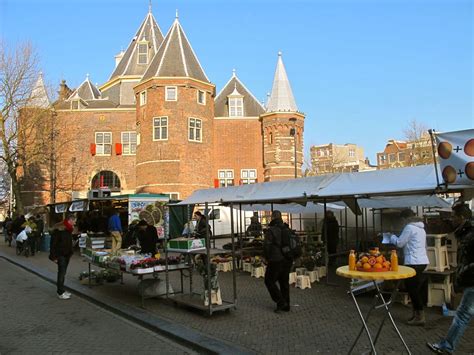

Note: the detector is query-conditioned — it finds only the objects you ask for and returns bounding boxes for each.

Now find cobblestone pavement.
[1,242,473,354]
[0,257,196,355]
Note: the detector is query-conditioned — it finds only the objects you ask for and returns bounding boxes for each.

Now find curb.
[0,251,254,355]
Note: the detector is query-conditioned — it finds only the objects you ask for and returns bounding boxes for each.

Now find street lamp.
[289,117,297,178]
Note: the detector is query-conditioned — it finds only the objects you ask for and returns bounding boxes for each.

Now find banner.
[435,129,474,185]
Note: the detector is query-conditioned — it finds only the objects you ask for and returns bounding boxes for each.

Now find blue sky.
[1,0,472,164]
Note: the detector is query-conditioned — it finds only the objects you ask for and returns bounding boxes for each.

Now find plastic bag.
[137,278,173,297]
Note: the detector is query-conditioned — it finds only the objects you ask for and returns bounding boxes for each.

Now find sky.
[1,0,472,164]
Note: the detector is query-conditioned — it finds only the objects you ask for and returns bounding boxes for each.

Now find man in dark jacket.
[136,220,159,255]
[427,204,474,354]
[321,211,339,265]
[49,214,75,300]
[263,210,292,313]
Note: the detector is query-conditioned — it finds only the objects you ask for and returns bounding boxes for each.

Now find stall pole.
[211,206,216,248]
[205,202,212,315]
[239,203,243,259]
[323,200,338,286]
[355,197,359,252]
[361,208,366,248]
[230,203,237,306]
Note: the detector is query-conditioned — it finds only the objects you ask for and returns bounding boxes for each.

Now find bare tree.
[0,41,42,213]
[403,119,433,166]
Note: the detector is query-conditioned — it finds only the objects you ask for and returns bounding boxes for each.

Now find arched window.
[91,171,121,191]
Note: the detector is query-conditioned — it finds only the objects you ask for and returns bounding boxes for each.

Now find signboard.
[129,198,169,239]
[435,129,474,186]
[54,204,68,214]
[69,200,88,212]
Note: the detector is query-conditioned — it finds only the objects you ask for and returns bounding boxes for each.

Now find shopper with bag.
[49,214,75,300]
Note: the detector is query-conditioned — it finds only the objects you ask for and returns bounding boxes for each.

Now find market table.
[336,265,416,355]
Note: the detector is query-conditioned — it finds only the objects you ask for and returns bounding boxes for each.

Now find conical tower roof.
[142,16,209,82]
[266,52,298,112]
[67,75,101,101]
[28,72,51,108]
[109,11,164,80]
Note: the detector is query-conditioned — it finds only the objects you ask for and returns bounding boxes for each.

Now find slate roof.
[266,52,298,112]
[215,71,265,117]
[67,75,101,101]
[28,72,51,108]
[109,11,164,81]
[142,17,209,82]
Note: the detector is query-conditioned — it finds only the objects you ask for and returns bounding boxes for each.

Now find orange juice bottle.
[349,250,356,271]
[390,250,398,272]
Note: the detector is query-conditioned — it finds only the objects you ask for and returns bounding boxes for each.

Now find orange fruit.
[363,263,371,270]
[356,261,362,268]
[376,256,384,264]
[361,256,369,264]
[374,263,383,269]
[383,261,391,268]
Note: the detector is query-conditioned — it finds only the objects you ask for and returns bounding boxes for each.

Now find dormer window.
[71,99,80,110]
[229,97,243,117]
[137,42,149,65]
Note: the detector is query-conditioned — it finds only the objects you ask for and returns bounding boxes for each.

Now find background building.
[19,10,305,209]
[376,134,434,170]
[310,143,372,175]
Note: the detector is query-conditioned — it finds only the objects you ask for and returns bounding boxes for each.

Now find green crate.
[168,238,205,250]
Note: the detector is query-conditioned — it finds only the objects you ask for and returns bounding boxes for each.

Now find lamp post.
[289,117,297,178]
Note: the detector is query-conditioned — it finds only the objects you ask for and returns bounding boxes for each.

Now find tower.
[134,15,215,199]
[261,52,305,181]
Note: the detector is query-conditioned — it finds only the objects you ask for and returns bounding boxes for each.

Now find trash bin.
[41,232,51,252]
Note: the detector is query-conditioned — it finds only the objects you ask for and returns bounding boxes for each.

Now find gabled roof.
[109,11,164,81]
[215,71,265,117]
[266,52,298,113]
[142,17,209,83]
[67,75,101,101]
[28,72,51,108]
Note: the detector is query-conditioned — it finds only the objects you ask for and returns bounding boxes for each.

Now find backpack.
[280,226,302,260]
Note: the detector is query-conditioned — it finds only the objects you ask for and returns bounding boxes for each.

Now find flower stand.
[296,275,311,290]
[295,267,307,276]
[316,266,327,278]
[242,262,252,273]
[305,270,319,283]
[204,288,222,306]
[251,266,265,278]
[289,272,297,284]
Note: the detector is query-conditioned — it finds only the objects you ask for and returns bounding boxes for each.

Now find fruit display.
[355,248,391,272]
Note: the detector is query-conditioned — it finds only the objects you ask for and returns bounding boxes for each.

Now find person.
[193,211,212,239]
[181,221,195,237]
[246,215,263,238]
[427,204,474,354]
[35,214,44,254]
[320,210,339,265]
[5,217,13,246]
[108,209,123,252]
[12,214,26,243]
[263,210,293,313]
[122,220,139,248]
[23,216,38,256]
[389,208,429,326]
[49,214,75,300]
[136,220,159,255]
[3,217,11,243]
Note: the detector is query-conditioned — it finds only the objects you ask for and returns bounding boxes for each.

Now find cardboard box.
[167,238,205,250]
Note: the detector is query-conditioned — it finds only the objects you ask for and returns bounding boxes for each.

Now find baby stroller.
[16,226,32,257]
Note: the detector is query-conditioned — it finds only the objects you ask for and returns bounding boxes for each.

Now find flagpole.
[428,129,441,188]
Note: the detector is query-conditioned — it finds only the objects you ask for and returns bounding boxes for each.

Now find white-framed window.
[379,154,387,164]
[218,170,234,187]
[188,118,202,142]
[164,192,180,200]
[229,97,243,117]
[153,117,168,141]
[137,42,148,65]
[121,132,137,155]
[197,90,206,105]
[241,169,257,184]
[71,100,80,110]
[165,86,177,101]
[349,149,355,157]
[140,91,147,106]
[95,132,112,156]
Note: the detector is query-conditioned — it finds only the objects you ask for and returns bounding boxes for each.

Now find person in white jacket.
[390,209,429,326]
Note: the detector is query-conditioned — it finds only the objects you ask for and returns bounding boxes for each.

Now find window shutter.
[213,179,219,188]
[90,143,96,156]
[115,143,122,155]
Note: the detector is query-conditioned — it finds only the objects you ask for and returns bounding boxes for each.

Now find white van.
[196,205,254,237]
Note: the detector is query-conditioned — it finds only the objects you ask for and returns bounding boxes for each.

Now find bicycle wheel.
[24,244,30,257]
[16,245,21,255]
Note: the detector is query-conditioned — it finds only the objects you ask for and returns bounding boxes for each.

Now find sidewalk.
[1,242,473,354]
[0,258,195,354]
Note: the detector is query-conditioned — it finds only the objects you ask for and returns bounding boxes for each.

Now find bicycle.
[16,238,31,257]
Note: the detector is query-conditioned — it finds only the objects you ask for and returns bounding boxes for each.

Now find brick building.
[20,10,305,208]
[310,143,373,175]
[376,135,433,170]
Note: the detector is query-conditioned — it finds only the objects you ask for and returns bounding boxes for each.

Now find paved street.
[1,242,473,354]
[0,257,195,355]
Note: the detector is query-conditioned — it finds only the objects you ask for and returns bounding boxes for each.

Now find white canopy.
[239,202,344,214]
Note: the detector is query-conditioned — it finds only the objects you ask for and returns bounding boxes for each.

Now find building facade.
[376,135,433,170]
[20,10,305,208]
[310,143,371,175]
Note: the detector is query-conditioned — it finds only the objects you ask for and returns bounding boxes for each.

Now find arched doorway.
[91,171,121,192]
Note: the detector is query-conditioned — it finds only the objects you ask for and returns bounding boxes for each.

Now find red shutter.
[115,143,122,155]
[90,143,96,156]
[214,179,219,188]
